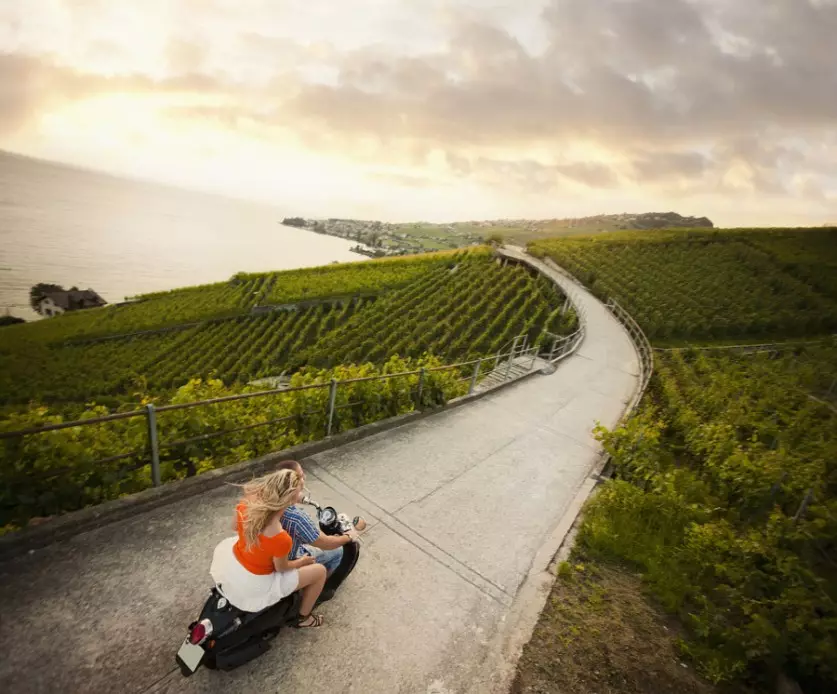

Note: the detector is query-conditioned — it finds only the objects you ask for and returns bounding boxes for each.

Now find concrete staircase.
[475,354,549,392]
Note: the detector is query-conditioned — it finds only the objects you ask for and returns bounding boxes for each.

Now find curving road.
[0,249,639,694]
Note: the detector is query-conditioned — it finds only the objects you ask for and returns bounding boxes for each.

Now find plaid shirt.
[281,505,320,559]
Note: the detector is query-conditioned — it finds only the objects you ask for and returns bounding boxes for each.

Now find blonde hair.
[237,469,301,550]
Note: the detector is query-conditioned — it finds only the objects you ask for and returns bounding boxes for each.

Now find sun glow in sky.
[2,0,836,225]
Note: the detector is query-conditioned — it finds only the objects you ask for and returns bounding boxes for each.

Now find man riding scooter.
[275,460,363,603]
[176,465,366,675]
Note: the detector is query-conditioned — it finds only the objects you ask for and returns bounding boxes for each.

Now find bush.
[0,355,469,529]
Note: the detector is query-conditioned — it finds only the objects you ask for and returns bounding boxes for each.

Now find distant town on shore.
[281,212,715,257]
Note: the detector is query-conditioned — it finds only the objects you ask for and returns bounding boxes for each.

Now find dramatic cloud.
[0,0,835,223]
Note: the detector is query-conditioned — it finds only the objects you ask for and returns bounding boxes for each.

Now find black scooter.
[176,497,364,676]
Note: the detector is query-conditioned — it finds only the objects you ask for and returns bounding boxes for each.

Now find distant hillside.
[458,212,713,243]
[283,211,714,252]
[551,211,713,231]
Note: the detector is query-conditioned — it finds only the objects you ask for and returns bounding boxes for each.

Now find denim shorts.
[302,545,344,575]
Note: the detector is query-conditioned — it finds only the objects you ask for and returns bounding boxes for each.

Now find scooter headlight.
[319,506,337,527]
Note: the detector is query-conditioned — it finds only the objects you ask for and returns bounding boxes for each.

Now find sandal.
[295,613,324,628]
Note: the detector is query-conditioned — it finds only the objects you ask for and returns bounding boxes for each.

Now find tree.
[0,315,25,327]
[486,233,505,247]
[30,283,65,314]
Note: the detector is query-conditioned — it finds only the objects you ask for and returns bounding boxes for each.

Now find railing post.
[505,336,518,380]
[530,345,537,369]
[145,404,161,487]
[326,379,338,436]
[549,337,558,361]
[416,368,426,407]
[469,359,481,394]
[560,296,569,316]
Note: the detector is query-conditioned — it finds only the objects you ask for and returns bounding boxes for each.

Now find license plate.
[177,639,205,674]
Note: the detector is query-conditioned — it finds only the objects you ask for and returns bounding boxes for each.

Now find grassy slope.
[514,555,725,694]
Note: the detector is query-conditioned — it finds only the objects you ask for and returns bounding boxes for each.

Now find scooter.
[176,496,364,676]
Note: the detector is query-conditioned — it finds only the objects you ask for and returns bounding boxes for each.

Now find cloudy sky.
[1,0,835,225]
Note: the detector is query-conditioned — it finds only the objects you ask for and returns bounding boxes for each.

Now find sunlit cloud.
[1,0,836,225]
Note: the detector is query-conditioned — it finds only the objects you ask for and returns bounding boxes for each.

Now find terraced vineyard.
[2,250,464,345]
[529,228,837,342]
[298,257,573,368]
[0,329,195,406]
[0,247,573,526]
[535,227,837,689]
[745,229,837,300]
[587,342,837,686]
[261,254,450,305]
[0,249,570,408]
[144,299,368,390]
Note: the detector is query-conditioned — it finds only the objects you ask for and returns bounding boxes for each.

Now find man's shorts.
[302,545,344,575]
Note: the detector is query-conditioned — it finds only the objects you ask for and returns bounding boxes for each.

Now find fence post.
[145,404,161,487]
[469,359,481,394]
[326,379,338,436]
[505,336,518,380]
[416,368,426,407]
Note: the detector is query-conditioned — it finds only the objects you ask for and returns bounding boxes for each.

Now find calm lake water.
[0,152,360,321]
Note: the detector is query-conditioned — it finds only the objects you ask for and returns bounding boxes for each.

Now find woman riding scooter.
[209,469,327,628]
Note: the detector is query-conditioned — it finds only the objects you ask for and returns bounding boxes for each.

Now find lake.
[0,152,361,321]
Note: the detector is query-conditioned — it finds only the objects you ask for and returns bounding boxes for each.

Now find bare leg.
[295,563,327,622]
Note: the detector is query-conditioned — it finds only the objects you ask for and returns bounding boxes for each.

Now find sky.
[1,0,836,226]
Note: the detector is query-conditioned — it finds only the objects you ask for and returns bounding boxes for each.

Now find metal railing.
[0,340,567,498]
[500,247,647,413]
[495,248,587,364]
[606,298,654,413]
[492,333,530,371]
[543,327,585,363]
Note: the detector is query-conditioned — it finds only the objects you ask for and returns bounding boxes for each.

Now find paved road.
[0,250,639,694]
